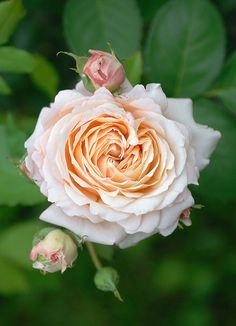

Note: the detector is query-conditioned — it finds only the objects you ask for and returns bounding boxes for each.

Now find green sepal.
[107,42,116,57]
[57,51,86,73]
[178,222,184,230]
[14,153,35,184]
[193,204,205,210]
[81,74,96,93]
[57,51,96,92]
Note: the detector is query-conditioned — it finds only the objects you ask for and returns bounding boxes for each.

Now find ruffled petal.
[158,188,194,235]
[165,98,221,170]
[40,204,126,245]
[146,83,167,110]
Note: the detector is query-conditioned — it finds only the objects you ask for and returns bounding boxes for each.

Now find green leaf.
[206,52,236,115]
[193,99,236,204]
[0,220,44,269]
[94,266,123,301]
[63,0,142,58]
[123,51,142,85]
[0,76,11,94]
[5,113,26,157]
[31,54,59,98]
[137,0,167,23]
[0,0,25,45]
[0,46,35,73]
[144,0,225,97]
[0,257,29,295]
[0,115,45,206]
[0,166,44,206]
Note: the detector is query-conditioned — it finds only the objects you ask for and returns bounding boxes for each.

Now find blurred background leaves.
[0,0,235,325]
[144,0,225,97]
[63,0,142,58]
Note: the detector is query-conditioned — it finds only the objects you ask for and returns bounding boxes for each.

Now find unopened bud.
[83,50,125,92]
[30,229,78,273]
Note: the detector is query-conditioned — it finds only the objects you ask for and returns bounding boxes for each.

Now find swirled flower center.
[65,113,174,201]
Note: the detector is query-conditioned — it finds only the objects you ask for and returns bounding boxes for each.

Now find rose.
[30,229,78,273]
[83,50,125,92]
[25,82,220,248]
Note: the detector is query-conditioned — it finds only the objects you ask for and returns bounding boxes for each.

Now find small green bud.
[94,266,123,302]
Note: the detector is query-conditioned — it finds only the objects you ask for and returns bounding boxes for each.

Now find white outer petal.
[53,89,84,108]
[165,98,221,170]
[89,201,130,221]
[40,204,126,245]
[117,231,156,249]
[75,81,93,96]
[119,78,133,93]
[158,188,194,235]
[24,89,83,184]
[75,78,133,95]
[117,188,194,248]
[146,83,168,110]
[117,214,142,234]
[120,84,163,114]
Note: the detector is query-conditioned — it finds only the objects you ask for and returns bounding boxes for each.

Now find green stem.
[86,242,102,270]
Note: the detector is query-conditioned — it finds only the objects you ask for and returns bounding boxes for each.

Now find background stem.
[86,242,102,270]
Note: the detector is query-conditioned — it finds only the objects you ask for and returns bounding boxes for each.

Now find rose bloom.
[25,81,220,248]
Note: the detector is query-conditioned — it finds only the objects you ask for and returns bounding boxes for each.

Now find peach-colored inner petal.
[65,108,174,201]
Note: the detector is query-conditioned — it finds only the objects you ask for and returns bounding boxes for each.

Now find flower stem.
[86,242,102,270]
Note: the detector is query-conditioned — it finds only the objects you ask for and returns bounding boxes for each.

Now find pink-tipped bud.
[30,229,78,273]
[83,50,125,92]
[180,208,192,226]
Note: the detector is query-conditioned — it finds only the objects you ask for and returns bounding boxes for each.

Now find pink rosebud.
[180,208,192,226]
[83,50,125,92]
[30,229,78,273]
